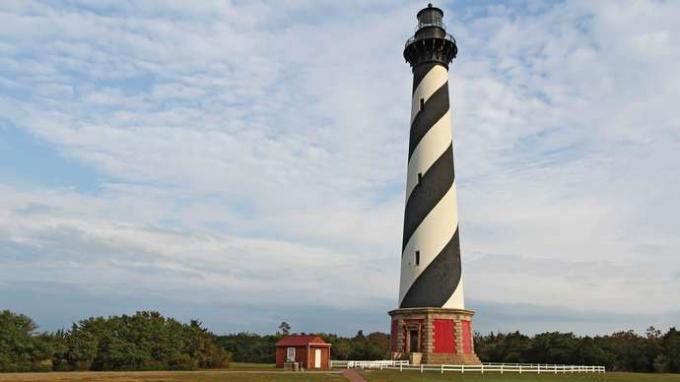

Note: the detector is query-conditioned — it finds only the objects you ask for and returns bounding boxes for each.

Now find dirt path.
[341,369,368,382]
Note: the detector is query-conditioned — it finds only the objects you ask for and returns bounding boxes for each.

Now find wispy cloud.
[1,0,679,335]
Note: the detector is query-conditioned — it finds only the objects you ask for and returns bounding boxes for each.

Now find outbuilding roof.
[276,335,330,347]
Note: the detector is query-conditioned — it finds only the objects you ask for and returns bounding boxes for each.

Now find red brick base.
[389,307,481,365]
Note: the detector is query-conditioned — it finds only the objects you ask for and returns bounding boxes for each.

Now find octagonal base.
[388,307,481,365]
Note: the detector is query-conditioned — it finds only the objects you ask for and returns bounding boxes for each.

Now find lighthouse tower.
[389,4,481,365]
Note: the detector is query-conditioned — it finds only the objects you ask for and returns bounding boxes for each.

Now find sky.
[1,0,679,337]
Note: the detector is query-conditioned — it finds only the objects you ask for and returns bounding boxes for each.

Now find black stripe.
[399,228,462,309]
[402,144,454,251]
[412,63,438,94]
[408,83,449,158]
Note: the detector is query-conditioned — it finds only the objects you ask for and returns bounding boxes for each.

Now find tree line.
[217,328,389,363]
[475,328,680,373]
[0,310,229,372]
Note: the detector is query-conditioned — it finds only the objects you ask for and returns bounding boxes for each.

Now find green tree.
[475,331,532,363]
[525,332,579,364]
[278,322,291,336]
[663,327,680,372]
[326,336,351,360]
[61,311,228,371]
[597,330,651,372]
[217,333,278,363]
[0,310,55,372]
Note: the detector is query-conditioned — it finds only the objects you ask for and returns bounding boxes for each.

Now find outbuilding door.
[314,348,321,368]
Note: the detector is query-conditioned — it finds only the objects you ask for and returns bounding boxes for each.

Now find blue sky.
[1,0,679,336]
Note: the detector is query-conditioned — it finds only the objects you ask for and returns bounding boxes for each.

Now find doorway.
[409,329,420,353]
[314,348,321,368]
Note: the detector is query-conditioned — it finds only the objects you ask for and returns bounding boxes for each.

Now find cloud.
[471,300,680,335]
[0,0,679,334]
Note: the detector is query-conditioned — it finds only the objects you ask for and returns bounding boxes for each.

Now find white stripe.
[398,182,459,305]
[410,65,448,123]
[404,110,452,202]
[442,275,465,309]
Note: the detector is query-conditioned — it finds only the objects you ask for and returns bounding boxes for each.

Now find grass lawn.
[229,362,278,370]
[0,369,345,382]
[2,368,678,382]
[361,370,680,382]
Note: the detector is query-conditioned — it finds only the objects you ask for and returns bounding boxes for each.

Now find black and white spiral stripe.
[399,62,464,309]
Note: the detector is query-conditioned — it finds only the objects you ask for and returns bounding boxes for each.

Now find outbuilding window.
[415,251,420,266]
[420,98,425,111]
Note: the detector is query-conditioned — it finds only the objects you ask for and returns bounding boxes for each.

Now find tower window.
[417,172,423,185]
[420,98,425,111]
[415,251,420,266]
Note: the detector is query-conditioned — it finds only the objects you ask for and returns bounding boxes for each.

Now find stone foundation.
[389,307,481,365]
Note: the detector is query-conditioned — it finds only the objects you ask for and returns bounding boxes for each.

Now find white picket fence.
[330,360,409,369]
[331,360,605,374]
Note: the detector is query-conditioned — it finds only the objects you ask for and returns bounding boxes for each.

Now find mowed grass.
[361,370,680,382]
[229,362,278,370]
[2,368,679,382]
[0,364,345,382]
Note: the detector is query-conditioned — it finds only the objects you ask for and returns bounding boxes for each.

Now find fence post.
[500,364,504,374]
[537,364,541,374]
[441,364,444,374]
[519,365,522,374]
[462,364,465,374]
[400,362,403,372]
[554,364,558,374]
[481,364,484,374]
[421,364,423,373]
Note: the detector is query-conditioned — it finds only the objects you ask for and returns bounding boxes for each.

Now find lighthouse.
[389,4,481,365]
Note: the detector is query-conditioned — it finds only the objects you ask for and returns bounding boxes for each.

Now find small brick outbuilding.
[275,335,331,369]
